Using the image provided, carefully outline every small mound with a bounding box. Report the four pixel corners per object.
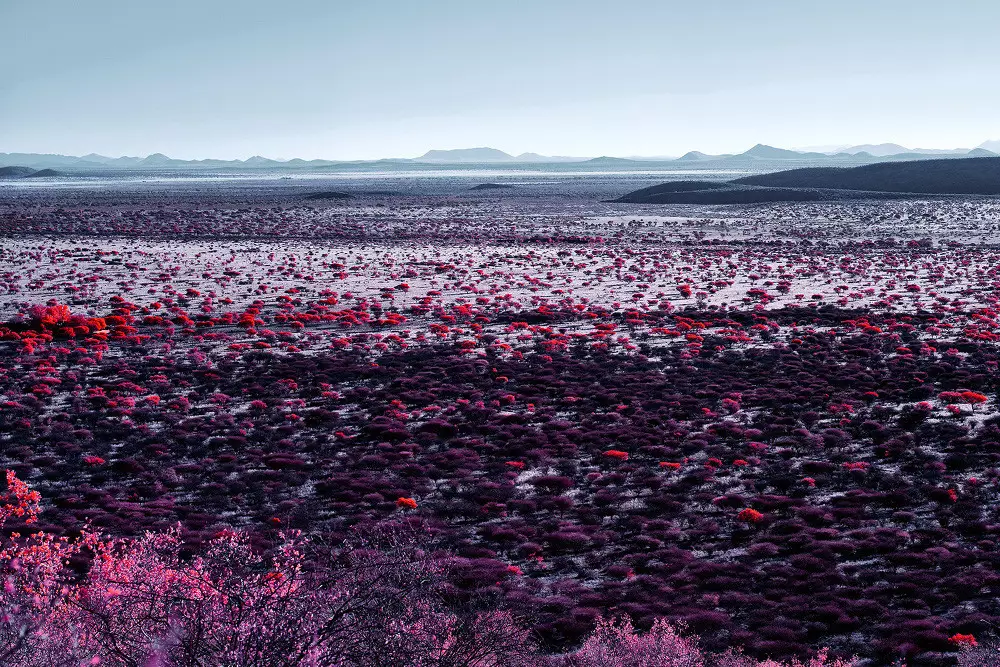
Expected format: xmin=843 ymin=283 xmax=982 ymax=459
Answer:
xmin=470 ymin=183 xmax=514 ymax=190
xmin=304 ymin=191 xmax=354 ymax=200
xmin=25 ymin=169 xmax=61 ymax=178
xmin=615 ymin=186 xmax=823 ymax=205
xmin=614 ymin=181 xmax=728 ymax=201
xmin=0 ymin=166 xmax=37 ymax=178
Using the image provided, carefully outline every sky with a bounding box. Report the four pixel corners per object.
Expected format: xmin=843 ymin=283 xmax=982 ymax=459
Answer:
xmin=3 ymin=0 xmax=999 ymax=160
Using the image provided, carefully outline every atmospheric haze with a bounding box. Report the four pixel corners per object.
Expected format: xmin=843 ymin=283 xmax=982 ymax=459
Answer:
xmin=3 ymin=0 xmax=1000 ymax=160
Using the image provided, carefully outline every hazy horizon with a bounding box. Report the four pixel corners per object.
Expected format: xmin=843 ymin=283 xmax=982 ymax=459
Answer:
xmin=3 ymin=140 xmax=1000 ymax=163
xmin=3 ymin=0 xmax=1000 ymax=161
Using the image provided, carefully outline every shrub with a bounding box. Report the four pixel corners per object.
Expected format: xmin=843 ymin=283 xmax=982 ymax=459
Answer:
xmin=561 ymin=616 xmax=705 ymax=667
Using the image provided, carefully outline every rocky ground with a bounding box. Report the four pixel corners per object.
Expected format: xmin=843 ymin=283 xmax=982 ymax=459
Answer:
xmin=3 ymin=174 xmax=1000 ymax=665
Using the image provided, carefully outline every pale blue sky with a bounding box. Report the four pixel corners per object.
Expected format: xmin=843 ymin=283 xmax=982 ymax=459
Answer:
xmin=2 ymin=0 xmax=998 ymax=159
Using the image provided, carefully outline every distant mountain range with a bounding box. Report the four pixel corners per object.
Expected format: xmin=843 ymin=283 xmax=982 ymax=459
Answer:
xmin=0 ymin=151 xmax=346 ymax=170
xmin=1 ymin=141 xmax=998 ymax=172
xmin=415 ymin=147 xmax=586 ymax=163
xmin=670 ymin=142 xmax=998 ymax=162
xmin=415 ymin=142 xmax=1000 ymax=164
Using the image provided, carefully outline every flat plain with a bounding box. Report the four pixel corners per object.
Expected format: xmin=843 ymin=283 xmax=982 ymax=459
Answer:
xmin=3 ymin=170 xmax=1000 ymax=664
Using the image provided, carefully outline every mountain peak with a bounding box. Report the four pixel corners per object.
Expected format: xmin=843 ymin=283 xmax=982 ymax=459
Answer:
xmin=139 ymin=153 xmax=174 ymax=165
xmin=80 ymin=153 xmax=115 ymax=163
xmin=741 ymin=144 xmax=807 ymax=159
xmin=676 ymin=151 xmax=710 ymax=161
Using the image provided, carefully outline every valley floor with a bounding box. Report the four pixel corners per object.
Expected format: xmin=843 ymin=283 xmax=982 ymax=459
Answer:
xmin=2 ymin=175 xmax=1000 ymax=665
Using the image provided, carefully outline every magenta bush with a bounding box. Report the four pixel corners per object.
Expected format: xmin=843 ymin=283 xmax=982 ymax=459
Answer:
xmin=0 ymin=471 xmax=862 ymax=666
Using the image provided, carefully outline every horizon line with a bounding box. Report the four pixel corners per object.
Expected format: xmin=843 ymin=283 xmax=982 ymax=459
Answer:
xmin=4 ymin=140 xmax=1000 ymax=164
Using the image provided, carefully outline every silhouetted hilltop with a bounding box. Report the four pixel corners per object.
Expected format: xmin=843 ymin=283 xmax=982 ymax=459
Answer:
xmin=734 ymin=157 xmax=1000 ymax=194
xmin=25 ymin=168 xmax=61 ymax=177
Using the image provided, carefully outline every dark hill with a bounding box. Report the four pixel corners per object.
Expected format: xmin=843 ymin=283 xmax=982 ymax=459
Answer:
xmin=304 ymin=191 xmax=354 ymax=200
xmin=470 ymin=183 xmax=514 ymax=190
xmin=614 ymin=181 xmax=729 ymax=202
xmin=614 ymin=181 xmax=823 ymax=204
xmin=25 ymin=168 xmax=61 ymax=177
xmin=304 ymin=190 xmax=398 ymax=200
xmin=615 ymin=157 xmax=1000 ymax=204
xmin=0 ymin=166 xmax=36 ymax=178
xmin=616 ymin=187 xmax=822 ymax=204
xmin=734 ymin=157 xmax=1000 ymax=195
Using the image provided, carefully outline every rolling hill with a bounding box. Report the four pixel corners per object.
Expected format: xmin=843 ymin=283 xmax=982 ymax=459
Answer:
xmin=0 ymin=166 xmax=38 ymax=178
xmin=614 ymin=156 xmax=1000 ymax=204
xmin=734 ymin=157 xmax=1000 ymax=194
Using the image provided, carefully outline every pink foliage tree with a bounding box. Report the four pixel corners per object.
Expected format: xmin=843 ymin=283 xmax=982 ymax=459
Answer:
xmin=0 ymin=471 xmax=857 ymax=666
xmin=0 ymin=470 xmax=533 ymax=666
xmin=559 ymin=616 xmax=856 ymax=667
xmin=560 ymin=616 xmax=705 ymax=666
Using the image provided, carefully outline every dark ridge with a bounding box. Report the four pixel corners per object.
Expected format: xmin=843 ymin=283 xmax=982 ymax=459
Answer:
xmin=0 ymin=166 xmax=36 ymax=178
xmin=24 ymin=168 xmax=61 ymax=178
xmin=304 ymin=191 xmax=354 ymax=200
xmin=614 ymin=156 xmax=1000 ymax=204
xmin=614 ymin=186 xmax=823 ymax=204
xmin=470 ymin=183 xmax=514 ymax=190
xmin=613 ymin=181 xmax=729 ymax=201
xmin=734 ymin=156 xmax=1000 ymax=194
